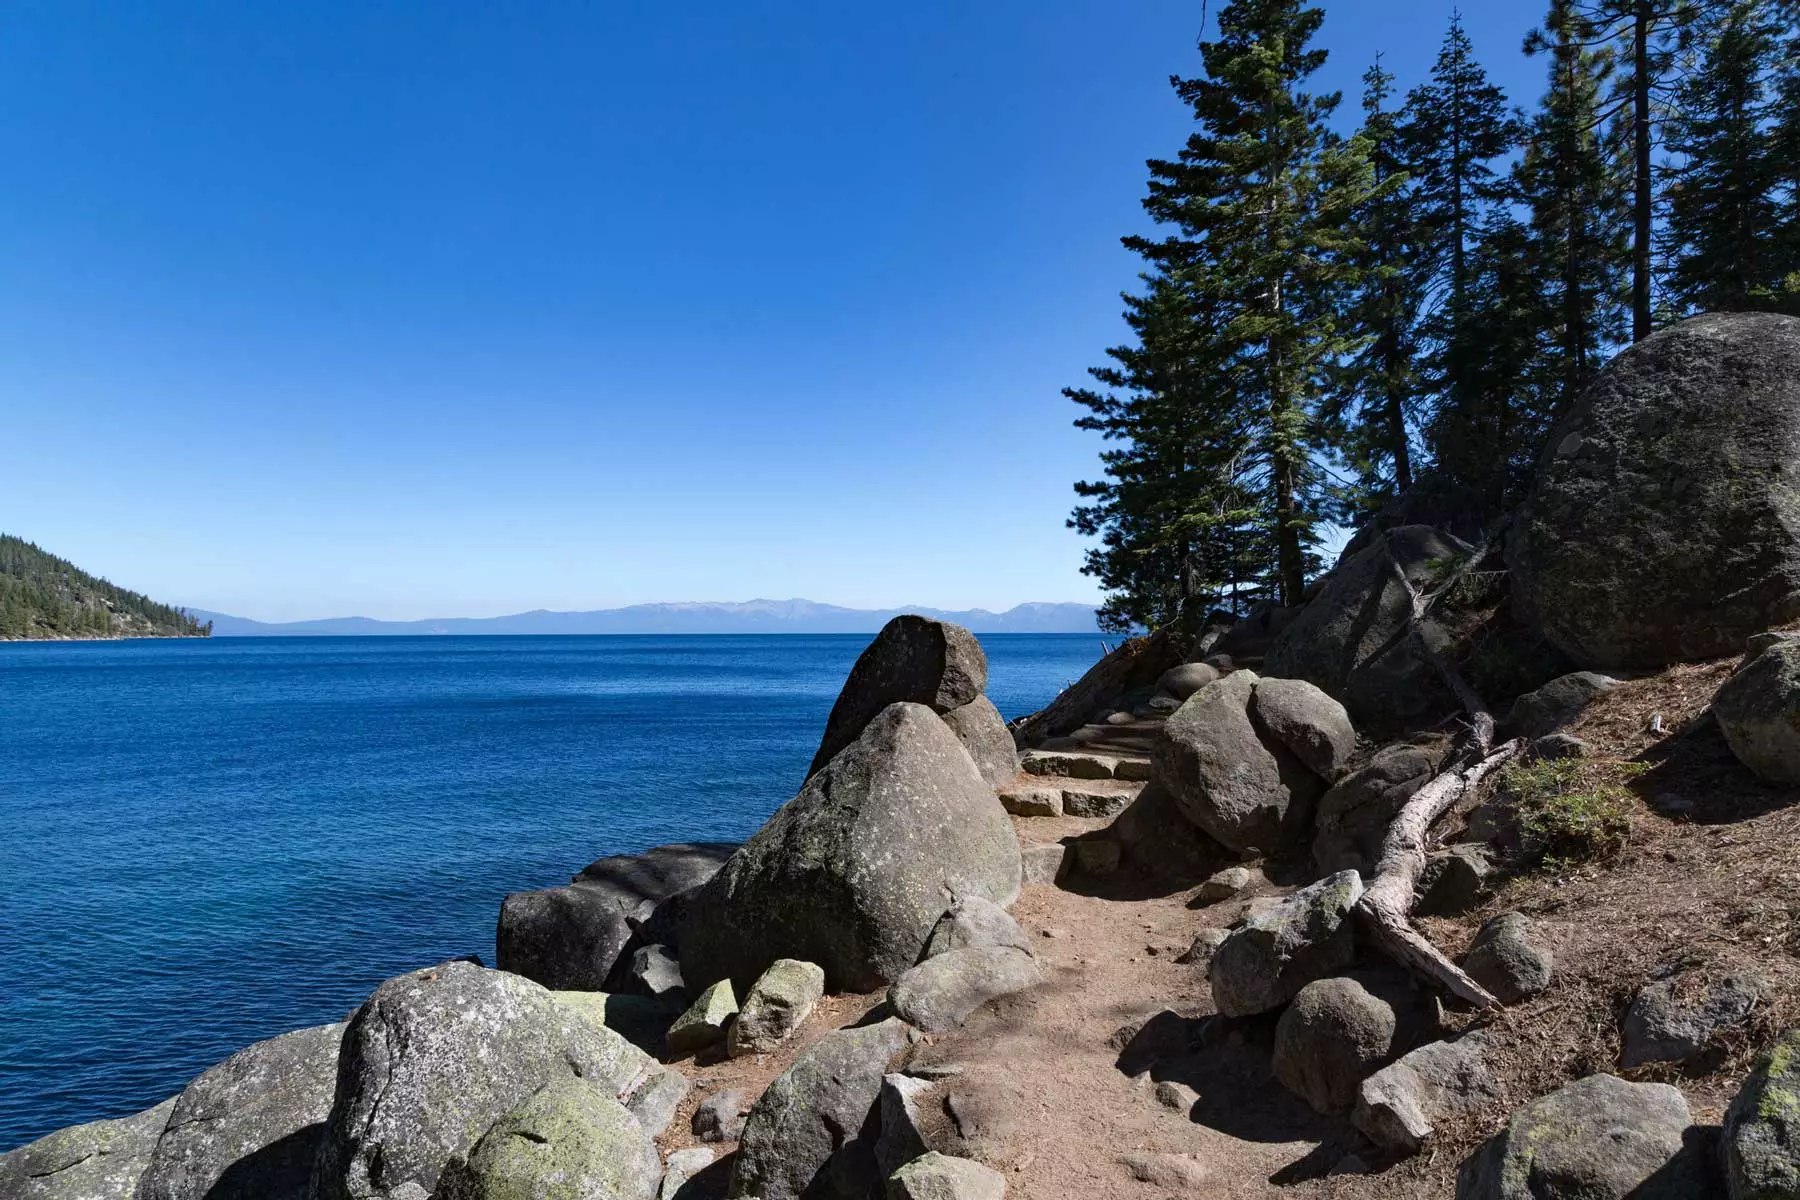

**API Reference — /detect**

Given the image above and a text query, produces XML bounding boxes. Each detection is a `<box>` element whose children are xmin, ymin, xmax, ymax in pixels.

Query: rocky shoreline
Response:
<box><xmin>10</xmin><ymin>312</ymin><xmax>1800</xmax><ymax>1198</ymax></box>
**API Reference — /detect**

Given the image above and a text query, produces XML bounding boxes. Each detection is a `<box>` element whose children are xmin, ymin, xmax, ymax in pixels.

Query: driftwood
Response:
<box><xmin>1356</xmin><ymin>738</ymin><xmax>1522</xmax><ymax>1012</ymax></box>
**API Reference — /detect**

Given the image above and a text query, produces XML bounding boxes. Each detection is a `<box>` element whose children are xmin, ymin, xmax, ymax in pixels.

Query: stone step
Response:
<box><xmin>1020</xmin><ymin>749</ymin><xmax>1152</xmax><ymax>782</ymax></box>
<box><xmin>999</xmin><ymin>778</ymin><xmax>1142</xmax><ymax>819</ymax></box>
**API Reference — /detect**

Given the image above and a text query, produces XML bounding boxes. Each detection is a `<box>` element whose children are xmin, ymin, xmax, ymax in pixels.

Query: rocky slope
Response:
<box><xmin>0</xmin><ymin>535</ymin><xmax>210</xmax><ymax>640</ymax></box>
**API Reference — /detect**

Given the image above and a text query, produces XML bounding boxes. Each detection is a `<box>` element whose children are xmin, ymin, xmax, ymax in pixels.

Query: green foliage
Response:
<box><xmin>1500</xmin><ymin>757</ymin><xmax>1640</xmax><ymax>871</ymax></box>
<box><xmin>0</xmin><ymin>535</ymin><xmax>209</xmax><ymax>640</ymax></box>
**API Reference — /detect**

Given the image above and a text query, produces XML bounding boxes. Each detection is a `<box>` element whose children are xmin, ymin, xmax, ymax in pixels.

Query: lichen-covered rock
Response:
<box><xmin>730</xmin><ymin>1018</ymin><xmax>912</xmax><ymax>1200</ymax></box>
<box><xmin>885</xmin><ymin>1152</ymin><xmax>1007</xmax><ymax>1200</ymax></box>
<box><xmin>728</xmin><ymin>959</ymin><xmax>825</xmax><ymax>1058</ymax></box>
<box><xmin>497</xmin><ymin>843</ymin><xmax>736</xmax><ymax>991</ymax></box>
<box><xmin>808</xmin><ymin>616</ymin><xmax>988</xmax><ymax>777</ymax></box>
<box><xmin>1456</xmin><ymin>1074</ymin><xmax>1694</xmax><ymax>1199</ymax></box>
<box><xmin>312</xmin><ymin>962</ymin><xmax>682</xmax><ymax>1200</ymax></box>
<box><xmin>1265</xmin><ymin>525</ymin><xmax>1470</xmax><ymax>735</ymax></box>
<box><xmin>939</xmin><ymin>695</ymin><xmax>1020</xmax><ymax>789</ymax></box>
<box><xmin>1621</xmin><ymin>973</ymin><xmax>1764</xmax><ymax>1069</ymax></box>
<box><xmin>1462</xmin><ymin>913</ymin><xmax>1553</xmax><ymax>1005</ymax></box>
<box><xmin>1155</xmin><ymin>670</ymin><xmax>1322</xmax><ymax>854</ymax></box>
<box><xmin>1354</xmin><ymin>1034</ymin><xmax>1499</xmax><ymax>1155</ymax></box>
<box><xmin>1272</xmin><ymin>973</ymin><xmax>1433</xmax><ymax>1114</ymax></box>
<box><xmin>1510</xmin><ymin>312</ymin><xmax>1800</xmax><ymax>669</ymax></box>
<box><xmin>1251</xmin><ymin>676</ymin><xmax>1358</xmax><ymax>782</ymax></box>
<box><xmin>680</xmin><ymin>703</ymin><xmax>1021</xmax><ymax>994</ymax></box>
<box><xmin>921</xmin><ymin>896</ymin><xmax>1031</xmax><ymax>959</ymax></box>
<box><xmin>1723</xmin><ymin>1027</ymin><xmax>1800</xmax><ymax>1198</ymax></box>
<box><xmin>550</xmin><ymin>992</ymin><xmax>684</xmax><ymax>1053</ymax></box>
<box><xmin>1715</xmin><ymin>641</ymin><xmax>1800</xmax><ymax>784</ymax></box>
<box><xmin>889</xmin><ymin>947</ymin><xmax>1042</xmax><ymax>1033</ymax></box>
<box><xmin>667</xmin><ymin>979</ymin><xmax>738</xmax><ymax>1057</ymax></box>
<box><xmin>138</xmin><ymin>1022</ymin><xmax>342</xmax><ymax>1200</ymax></box>
<box><xmin>0</xmin><ymin>1097</ymin><xmax>173</xmax><ymax>1200</ymax></box>
<box><xmin>1505</xmin><ymin>672</ymin><xmax>1620</xmax><ymax>738</ymax></box>
<box><xmin>1209</xmin><ymin>871</ymin><xmax>1363</xmax><ymax>1017</ymax></box>
<box><xmin>433</xmin><ymin>1077</ymin><xmax>659</xmax><ymax>1200</ymax></box>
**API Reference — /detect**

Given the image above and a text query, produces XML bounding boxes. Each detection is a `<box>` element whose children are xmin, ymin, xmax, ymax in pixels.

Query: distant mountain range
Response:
<box><xmin>188</xmin><ymin>599</ymin><xmax>1105</xmax><ymax>636</ymax></box>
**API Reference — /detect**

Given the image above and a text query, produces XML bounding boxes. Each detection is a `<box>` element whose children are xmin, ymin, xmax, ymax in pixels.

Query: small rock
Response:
<box><xmin>889</xmin><ymin>947</ymin><xmax>1042</xmax><ymax>1033</ymax></box>
<box><xmin>1723</xmin><ymin>1026</ymin><xmax>1800</xmax><ymax>1198</ymax></box>
<box><xmin>1062</xmin><ymin>788</ymin><xmax>1131</xmax><ymax>818</ymax></box>
<box><xmin>1354</xmin><ymin>1034</ymin><xmax>1498</xmax><ymax>1155</ymax></box>
<box><xmin>1416</xmin><ymin>844</ymin><xmax>1494</xmax><ymax>917</ymax></box>
<box><xmin>1529</xmin><ymin>732</ymin><xmax>1592</xmax><ymax>761</ymax></box>
<box><xmin>1146</xmin><ymin>694</ymin><xmax>1181</xmax><ymax>714</ymax></box>
<box><xmin>1272</xmin><ymin>973</ymin><xmax>1433</xmax><ymax>1114</ymax></box>
<box><xmin>1105</xmin><ymin>710</ymin><xmax>1136</xmax><ymax>726</ymax></box>
<box><xmin>1462</xmin><ymin>913</ymin><xmax>1553</xmax><ymax>1005</ymax></box>
<box><xmin>659</xmin><ymin>1148</ymin><xmax>715</xmax><ymax>1200</ymax></box>
<box><xmin>886</xmin><ymin>1152</ymin><xmax>1007</xmax><ymax>1200</ymax></box>
<box><xmin>1176</xmin><ymin>927</ymin><xmax>1229</xmax><ymax>966</ymax></box>
<box><xmin>874</xmin><ymin>1073</ymin><xmax>936</xmax><ymax>1178</ymax></box>
<box><xmin>667</xmin><ymin>979</ymin><xmax>737</xmax><ymax>1057</ymax></box>
<box><xmin>630</xmin><ymin>944</ymin><xmax>686</xmax><ymax>998</ymax></box>
<box><xmin>1157</xmin><ymin>662</ymin><xmax>1220</xmax><ymax>701</ymax></box>
<box><xmin>1018</xmin><ymin>844</ymin><xmax>1069</xmax><ymax>887</ymax></box>
<box><xmin>1154</xmin><ymin>1080</ymin><xmax>1198</xmax><ymax>1112</ymax></box>
<box><xmin>1119</xmin><ymin>1153</ymin><xmax>1210</xmax><ymax>1189</ymax></box>
<box><xmin>922</xmin><ymin>895</ymin><xmax>1032</xmax><ymax>959</ymax></box>
<box><xmin>1072</xmin><ymin>840</ymin><xmax>1121</xmax><ymax>875</ymax></box>
<box><xmin>997</xmin><ymin>785</ymin><xmax>1062</xmax><ymax>818</ymax></box>
<box><xmin>1193</xmin><ymin>866</ymin><xmax>1254</xmax><ymax>905</ymax></box>
<box><xmin>1715</xmin><ymin>641</ymin><xmax>1800</xmax><ymax>783</ymax></box>
<box><xmin>1621</xmin><ymin>972</ymin><xmax>1764</xmax><ymax>1069</ymax></box>
<box><xmin>1506</xmin><ymin>672</ymin><xmax>1620</xmax><ymax>738</ymax></box>
<box><xmin>692</xmin><ymin>1090</ymin><xmax>748</xmax><ymax>1144</ymax></box>
<box><xmin>1210</xmin><ymin>870</ymin><xmax>1364</xmax><ymax>1017</ymax></box>
<box><xmin>729</xmin><ymin>959</ymin><xmax>825</xmax><ymax>1057</ymax></box>
<box><xmin>1250</xmin><ymin>675</ymin><xmax>1359</xmax><ymax>781</ymax></box>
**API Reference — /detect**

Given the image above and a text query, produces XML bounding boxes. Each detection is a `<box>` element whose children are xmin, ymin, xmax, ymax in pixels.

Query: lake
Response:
<box><xmin>0</xmin><ymin>633</ymin><xmax>1098</xmax><ymax>1149</ymax></box>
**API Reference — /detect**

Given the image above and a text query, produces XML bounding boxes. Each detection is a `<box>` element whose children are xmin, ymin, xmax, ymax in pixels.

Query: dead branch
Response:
<box><xmin>1382</xmin><ymin>542</ymin><xmax>1497</xmax><ymax>752</ymax></box>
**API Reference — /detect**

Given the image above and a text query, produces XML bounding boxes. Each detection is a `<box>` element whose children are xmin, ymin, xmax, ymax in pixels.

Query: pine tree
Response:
<box><xmin>1662</xmin><ymin>0</ymin><xmax>1786</xmax><ymax>312</ymax></box>
<box><xmin>1766</xmin><ymin>0</ymin><xmax>1800</xmax><ymax>293</ymax></box>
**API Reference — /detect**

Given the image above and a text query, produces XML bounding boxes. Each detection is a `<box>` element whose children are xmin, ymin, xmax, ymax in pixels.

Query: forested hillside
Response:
<box><xmin>1071</xmin><ymin>0</ymin><xmax>1800</xmax><ymax>632</ymax></box>
<box><xmin>0</xmin><ymin>536</ymin><xmax>210</xmax><ymax>640</ymax></box>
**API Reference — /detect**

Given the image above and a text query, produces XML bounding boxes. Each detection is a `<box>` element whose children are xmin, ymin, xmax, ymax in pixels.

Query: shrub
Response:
<box><xmin>1498</xmin><ymin>758</ymin><xmax>1639</xmax><ymax>872</ymax></box>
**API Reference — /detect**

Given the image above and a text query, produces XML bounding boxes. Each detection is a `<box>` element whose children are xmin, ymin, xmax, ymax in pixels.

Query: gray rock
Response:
<box><xmin>885</xmin><ymin>1152</ymin><xmax>1006</xmax><ymax>1200</ymax></box>
<box><xmin>1156</xmin><ymin>670</ymin><xmax>1321</xmax><ymax>854</ymax></box>
<box><xmin>889</xmin><ymin>947</ymin><xmax>1042</xmax><ymax>1033</ymax></box>
<box><xmin>1114</xmin><ymin>758</ymin><xmax>1153</xmax><ymax>782</ymax></box>
<box><xmin>631</xmin><ymin>944</ymin><xmax>686</xmax><ymax>997</ymax></box>
<box><xmin>997</xmin><ymin>785</ymin><xmax>1060</xmax><ymax>817</ymax></box>
<box><xmin>1511</xmin><ymin>312</ymin><xmax>1800</xmax><ymax>668</ymax></box>
<box><xmin>1312</xmin><ymin>738</ymin><xmax>1452</xmax><ymax>876</ymax></box>
<box><xmin>1176</xmin><ymin>927</ymin><xmax>1230</xmax><ymax>966</ymax></box>
<box><xmin>1355</xmin><ymin>1034</ymin><xmax>1499</xmax><ymax>1155</ymax></box>
<box><xmin>874</xmin><ymin>1074</ymin><xmax>935</xmax><ymax>1178</ymax></box>
<box><xmin>433</xmin><ymin>1076</ymin><xmax>659</xmax><ymax>1200</ymax></box>
<box><xmin>667</xmin><ymin>979</ymin><xmax>738</xmax><ymax>1057</ymax></box>
<box><xmin>1154</xmin><ymin>1080</ymin><xmax>1199</xmax><ymax>1112</ymax></box>
<box><xmin>731</xmin><ymin>1017</ymin><xmax>912</xmax><ymax>1200</ymax></box>
<box><xmin>1529</xmin><ymin>732</ymin><xmax>1593</xmax><ymax>761</ymax></box>
<box><xmin>1019</xmin><ymin>750</ymin><xmax>1117</xmax><ymax>779</ymax></box>
<box><xmin>497</xmin><ymin>842</ymin><xmax>736</xmax><ymax>991</ymax></box>
<box><xmin>659</xmin><ymin>1148</ymin><xmax>716</xmax><ymax>1200</ymax></box>
<box><xmin>921</xmin><ymin>896</ymin><xmax>1032</xmax><ymax>959</ymax></box>
<box><xmin>1061</xmin><ymin>787</ymin><xmax>1131</xmax><ymax>818</ymax></box>
<box><xmin>728</xmin><ymin>959</ymin><xmax>825</xmax><ymax>1058</ymax></box>
<box><xmin>1621</xmin><ymin>973</ymin><xmax>1764</xmax><ymax>1069</ymax></box>
<box><xmin>0</xmin><ymin>1098</ymin><xmax>173</xmax><ymax>1200</ymax></box>
<box><xmin>137</xmin><ymin>1022</ymin><xmax>342</xmax><ymax>1200</ymax></box>
<box><xmin>1194</xmin><ymin>866</ymin><xmax>1254</xmax><ymax>905</ymax></box>
<box><xmin>1745</xmin><ymin>630</ymin><xmax>1800</xmax><ymax>661</ymax></box>
<box><xmin>1118</xmin><ymin>1153</ymin><xmax>1211</xmax><ymax>1189</ymax></box>
<box><xmin>680</xmin><ymin>702</ymin><xmax>1021</xmax><ymax>993</ymax></box>
<box><xmin>1456</xmin><ymin>1074</ymin><xmax>1694</xmax><ymax>1199</ymax></box>
<box><xmin>940</xmin><ymin>695</ymin><xmax>1020</xmax><ymax>789</ymax></box>
<box><xmin>1251</xmin><ymin>676</ymin><xmax>1358</xmax><ymax>782</ymax></box>
<box><xmin>551</xmin><ymin>991</ymin><xmax>684</xmax><ymax>1052</ymax></box>
<box><xmin>1272</xmin><ymin>973</ymin><xmax>1433</xmax><ymax>1114</ymax></box>
<box><xmin>692</xmin><ymin>1090</ymin><xmax>749</xmax><ymax>1144</ymax></box>
<box><xmin>311</xmin><ymin>961</ymin><xmax>683</xmax><ymax>1200</ymax></box>
<box><xmin>1506</xmin><ymin>672</ymin><xmax>1620</xmax><ymax>737</ymax></box>
<box><xmin>1265</xmin><ymin>525</ymin><xmax>1471</xmax><ymax>735</ymax></box>
<box><xmin>809</xmin><ymin>616</ymin><xmax>988</xmax><ymax>777</ymax></box>
<box><xmin>1416</xmin><ymin>844</ymin><xmax>1495</xmax><ymax>917</ymax></box>
<box><xmin>1071</xmin><ymin>839</ymin><xmax>1120</xmax><ymax>875</ymax></box>
<box><xmin>1017</xmin><ymin>843</ymin><xmax>1069</xmax><ymax>887</ymax></box>
<box><xmin>1723</xmin><ymin>1027</ymin><xmax>1800</xmax><ymax>1198</ymax></box>
<box><xmin>1716</xmin><ymin>641</ymin><xmax>1800</xmax><ymax>784</ymax></box>
<box><xmin>1463</xmin><ymin>913</ymin><xmax>1553</xmax><ymax>1005</ymax></box>
<box><xmin>1156</xmin><ymin>662</ymin><xmax>1220</xmax><ymax>701</ymax></box>
<box><xmin>1209</xmin><ymin>871</ymin><xmax>1364</xmax><ymax>1017</ymax></box>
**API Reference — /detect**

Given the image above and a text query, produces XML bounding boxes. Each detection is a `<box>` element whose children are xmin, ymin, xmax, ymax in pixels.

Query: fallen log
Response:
<box><xmin>1356</xmin><ymin>738</ymin><xmax>1522</xmax><ymax>1012</ymax></box>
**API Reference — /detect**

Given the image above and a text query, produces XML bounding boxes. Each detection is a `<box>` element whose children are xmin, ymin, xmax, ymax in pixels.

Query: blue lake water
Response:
<box><xmin>0</xmin><ymin>633</ymin><xmax>1099</xmax><ymax>1149</ymax></box>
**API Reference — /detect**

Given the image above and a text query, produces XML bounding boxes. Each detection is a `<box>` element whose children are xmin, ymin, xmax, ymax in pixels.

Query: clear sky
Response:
<box><xmin>0</xmin><ymin>2</ymin><xmax>1543</xmax><ymax>622</ymax></box>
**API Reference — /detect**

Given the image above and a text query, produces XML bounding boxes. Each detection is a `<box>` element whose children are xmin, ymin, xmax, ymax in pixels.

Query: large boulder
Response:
<box><xmin>311</xmin><ymin>961</ymin><xmax>684</xmax><ymax>1200</ymax></box>
<box><xmin>1210</xmin><ymin>871</ymin><xmax>1364</xmax><ymax>1017</ymax></box>
<box><xmin>1312</xmin><ymin>737</ymin><xmax>1454</xmax><ymax>876</ymax></box>
<box><xmin>809</xmin><ymin>616</ymin><xmax>987</xmax><ymax>777</ymax></box>
<box><xmin>730</xmin><ymin>1017</ymin><xmax>912</xmax><ymax>1200</ymax></box>
<box><xmin>728</xmin><ymin>959</ymin><xmax>826</xmax><ymax>1058</ymax></box>
<box><xmin>0</xmin><ymin>1098</ymin><xmax>173</xmax><ymax>1200</ymax></box>
<box><xmin>1355</xmin><ymin>1034</ymin><xmax>1499</xmax><ymax>1155</ymax></box>
<box><xmin>1505</xmin><ymin>672</ymin><xmax>1620</xmax><ymax>738</ymax></box>
<box><xmin>496</xmin><ymin>842</ymin><xmax>736</xmax><ymax>990</ymax></box>
<box><xmin>1250</xmin><ymin>676</ymin><xmax>1358</xmax><ymax>781</ymax></box>
<box><xmin>921</xmin><ymin>895</ymin><xmax>1032</xmax><ymax>959</ymax></box>
<box><xmin>939</xmin><ymin>695</ymin><xmax>1020</xmax><ymax>788</ymax></box>
<box><xmin>138</xmin><ymin>1022</ymin><xmax>342</xmax><ymax>1200</ymax></box>
<box><xmin>433</xmin><ymin>1077</ymin><xmax>659</xmax><ymax>1200</ymax></box>
<box><xmin>1724</xmin><ymin>1027</ymin><xmax>1800</xmax><ymax>1198</ymax></box>
<box><xmin>1715</xmin><ymin>641</ymin><xmax>1800</xmax><ymax>784</ymax></box>
<box><xmin>1265</xmin><ymin>525</ymin><xmax>1471</xmax><ymax>735</ymax></box>
<box><xmin>679</xmin><ymin>703</ymin><xmax>1021</xmax><ymax>993</ymax></box>
<box><xmin>1511</xmin><ymin>312</ymin><xmax>1800</xmax><ymax>669</ymax></box>
<box><xmin>1155</xmin><ymin>671</ymin><xmax>1325</xmax><ymax>854</ymax></box>
<box><xmin>1272</xmin><ymin>972</ymin><xmax>1433</xmax><ymax>1114</ymax></box>
<box><xmin>1456</xmin><ymin>1073</ymin><xmax>1697</xmax><ymax>1199</ymax></box>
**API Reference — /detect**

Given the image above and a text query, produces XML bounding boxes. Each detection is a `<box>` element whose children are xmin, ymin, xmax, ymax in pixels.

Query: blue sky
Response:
<box><xmin>0</xmin><ymin>2</ymin><xmax>1543</xmax><ymax>622</ymax></box>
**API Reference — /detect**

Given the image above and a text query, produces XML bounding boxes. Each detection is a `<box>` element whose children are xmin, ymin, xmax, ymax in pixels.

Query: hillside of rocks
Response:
<box><xmin>10</xmin><ymin>310</ymin><xmax>1800</xmax><ymax>1198</ymax></box>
